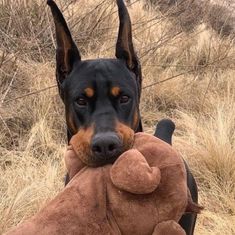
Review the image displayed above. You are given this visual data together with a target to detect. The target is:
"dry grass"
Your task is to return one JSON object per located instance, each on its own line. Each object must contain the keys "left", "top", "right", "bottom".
{"left": 1, "top": 0, "right": 235, "bottom": 234}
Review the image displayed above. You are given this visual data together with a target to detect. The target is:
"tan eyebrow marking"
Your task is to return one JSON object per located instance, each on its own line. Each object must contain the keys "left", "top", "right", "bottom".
{"left": 111, "top": 86, "right": 121, "bottom": 97}
{"left": 84, "top": 87, "right": 94, "bottom": 98}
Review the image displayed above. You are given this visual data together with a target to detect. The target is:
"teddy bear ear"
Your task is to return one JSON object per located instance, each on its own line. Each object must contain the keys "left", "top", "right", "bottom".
{"left": 110, "top": 149, "right": 161, "bottom": 194}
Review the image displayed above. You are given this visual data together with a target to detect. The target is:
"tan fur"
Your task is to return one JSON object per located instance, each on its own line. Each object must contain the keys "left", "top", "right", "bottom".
{"left": 69, "top": 126, "right": 94, "bottom": 166}
{"left": 132, "top": 109, "right": 139, "bottom": 130}
{"left": 84, "top": 87, "right": 94, "bottom": 98}
{"left": 66, "top": 113, "right": 77, "bottom": 133}
{"left": 115, "top": 121, "right": 135, "bottom": 151}
{"left": 111, "top": 86, "right": 121, "bottom": 97}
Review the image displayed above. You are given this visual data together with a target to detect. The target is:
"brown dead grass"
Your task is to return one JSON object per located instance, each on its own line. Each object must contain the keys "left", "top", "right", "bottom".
{"left": 1, "top": 0, "right": 235, "bottom": 234}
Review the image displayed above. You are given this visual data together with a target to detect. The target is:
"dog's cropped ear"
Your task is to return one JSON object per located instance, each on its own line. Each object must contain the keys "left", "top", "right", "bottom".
{"left": 115, "top": 0, "right": 142, "bottom": 95}
{"left": 47, "top": 0, "right": 81, "bottom": 86}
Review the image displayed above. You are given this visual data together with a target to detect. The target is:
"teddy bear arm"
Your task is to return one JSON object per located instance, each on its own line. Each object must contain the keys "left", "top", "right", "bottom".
{"left": 111, "top": 149, "right": 161, "bottom": 194}
{"left": 152, "top": 220, "right": 186, "bottom": 235}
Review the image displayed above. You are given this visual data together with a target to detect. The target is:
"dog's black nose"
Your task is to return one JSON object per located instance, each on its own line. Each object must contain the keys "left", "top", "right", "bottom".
{"left": 91, "top": 132, "right": 122, "bottom": 160}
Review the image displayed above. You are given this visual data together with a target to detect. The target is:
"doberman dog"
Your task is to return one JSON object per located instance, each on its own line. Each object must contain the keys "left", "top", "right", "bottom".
{"left": 47, "top": 0, "right": 198, "bottom": 234}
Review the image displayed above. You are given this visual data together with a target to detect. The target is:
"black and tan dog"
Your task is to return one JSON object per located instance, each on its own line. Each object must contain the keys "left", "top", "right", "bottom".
{"left": 47, "top": 0, "right": 198, "bottom": 234}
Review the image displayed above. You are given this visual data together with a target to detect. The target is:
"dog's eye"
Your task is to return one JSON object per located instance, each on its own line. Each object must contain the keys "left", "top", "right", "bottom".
{"left": 120, "top": 95, "right": 129, "bottom": 104}
{"left": 76, "top": 98, "right": 87, "bottom": 107}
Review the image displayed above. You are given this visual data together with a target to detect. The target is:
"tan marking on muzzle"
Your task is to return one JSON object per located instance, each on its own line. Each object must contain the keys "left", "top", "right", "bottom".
{"left": 69, "top": 126, "right": 95, "bottom": 166}
{"left": 116, "top": 121, "right": 135, "bottom": 152}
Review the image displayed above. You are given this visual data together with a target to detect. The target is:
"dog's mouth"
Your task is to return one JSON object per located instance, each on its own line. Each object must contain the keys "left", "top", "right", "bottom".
{"left": 70, "top": 124, "right": 135, "bottom": 167}
{"left": 70, "top": 138, "right": 132, "bottom": 167}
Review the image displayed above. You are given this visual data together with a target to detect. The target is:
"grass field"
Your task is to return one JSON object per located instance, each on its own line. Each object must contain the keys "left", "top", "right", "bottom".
{"left": 1, "top": 0, "right": 235, "bottom": 234}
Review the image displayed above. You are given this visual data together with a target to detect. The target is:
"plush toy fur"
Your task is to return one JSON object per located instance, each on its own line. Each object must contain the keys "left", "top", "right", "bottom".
{"left": 5, "top": 133, "right": 201, "bottom": 235}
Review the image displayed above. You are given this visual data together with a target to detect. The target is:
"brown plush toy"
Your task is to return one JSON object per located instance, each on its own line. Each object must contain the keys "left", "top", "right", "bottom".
{"left": 5, "top": 133, "right": 201, "bottom": 235}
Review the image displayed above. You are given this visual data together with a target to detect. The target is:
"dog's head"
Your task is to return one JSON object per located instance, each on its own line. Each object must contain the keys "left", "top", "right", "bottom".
{"left": 48, "top": 0, "right": 142, "bottom": 166}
